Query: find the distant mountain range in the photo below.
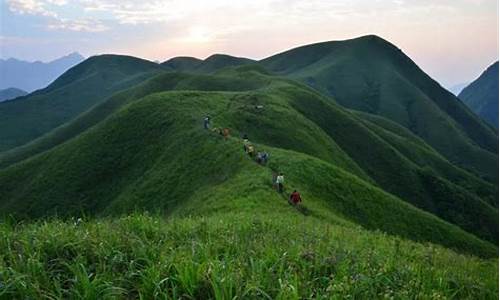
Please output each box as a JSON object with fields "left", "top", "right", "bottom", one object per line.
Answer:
{"left": 0, "top": 87, "right": 27, "bottom": 102}
{"left": 459, "top": 61, "right": 499, "bottom": 128}
{"left": 0, "top": 52, "right": 84, "bottom": 92}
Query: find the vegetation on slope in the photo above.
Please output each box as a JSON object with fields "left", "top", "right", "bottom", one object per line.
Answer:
{"left": 1, "top": 213, "right": 497, "bottom": 299}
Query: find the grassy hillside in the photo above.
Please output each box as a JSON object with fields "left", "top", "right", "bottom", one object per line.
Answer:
{"left": 0, "top": 68, "right": 496, "bottom": 245}
{"left": 261, "top": 35, "right": 499, "bottom": 182}
{"left": 0, "top": 57, "right": 497, "bottom": 297}
{"left": 354, "top": 111, "right": 498, "bottom": 206}
{"left": 1, "top": 213, "right": 497, "bottom": 299}
{"left": 459, "top": 61, "right": 499, "bottom": 128}
{"left": 0, "top": 55, "right": 165, "bottom": 152}
{"left": 0, "top": 72, "right": 497, "bottom": 256}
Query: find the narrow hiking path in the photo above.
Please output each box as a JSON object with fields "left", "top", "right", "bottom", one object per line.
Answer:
{"left": 204, "top": 122, "right": 311, "bottom": 216}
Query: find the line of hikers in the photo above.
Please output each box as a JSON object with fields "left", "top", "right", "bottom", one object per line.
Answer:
{"left": 203, "top": 115, "right": 303, "bottom": 207}
{"left": 272, "top": 171, "right": 302, "bottom": 205}
{"left": 242, "top": 134, "right": 269, "bottom": 165}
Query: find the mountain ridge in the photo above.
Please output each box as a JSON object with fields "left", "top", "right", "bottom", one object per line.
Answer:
{"left": 459, "top": 61, "right": 499, "bottom": 128}
{"left": 259, "top": 35, "right": 498, "bottom": 181}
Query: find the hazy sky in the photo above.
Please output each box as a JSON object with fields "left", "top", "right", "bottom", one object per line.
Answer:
{"left": 1, "top": 0, "right": 498, "bottom": 87}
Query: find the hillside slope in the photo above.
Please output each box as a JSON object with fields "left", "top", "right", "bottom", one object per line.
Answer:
{"left": 0, "top": 69, "right": 497, "bottom": 256}
{"left": 459, "top": 61, "right": 499, "bottom": 128}
{"left": 0, "top": 55, "right": 165, "bottom": 152}
{"left": 261, "top": 35, "right": 499, "bottom": 181}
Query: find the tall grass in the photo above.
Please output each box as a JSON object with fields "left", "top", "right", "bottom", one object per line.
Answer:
{"left": 0, "top": 213, "right": 497, "bottom": 299}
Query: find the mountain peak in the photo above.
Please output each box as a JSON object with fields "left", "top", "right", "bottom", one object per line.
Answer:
{"left": 66, "top": 52, "right": 84, "bottom": 59}
{"left": 54, "top": 52, "right": 85, "bottom": 63}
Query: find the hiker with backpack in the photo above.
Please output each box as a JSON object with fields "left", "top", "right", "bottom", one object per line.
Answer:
{"left": 243, "top": 134, "right": 250, "bottom": 152}
{"left": 256, "top": 151, "right": 269, "bottom": 165}
{"left": 289, "top": 190, "right": 302, "bottom": 205}
{"left": 276, "top": 173, "right": 284, "bottom": 193}
{"left": 247, "top": 144, "right": 255, "bottom": 157}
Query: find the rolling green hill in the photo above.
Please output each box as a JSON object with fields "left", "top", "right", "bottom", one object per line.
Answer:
{"left": 161, "top": 56, "right": 203, "bottom": 72}
{"left": 0, "top": 55, "right": 165, "bottom": 152}
{"left": 260, "top": 35, "right": 499, "bottom": 182}
{"left": 162, "top": 54, "right": 255, "bottom": 74}
{"left": 459, "top": 61, "right": 499, "bottom": 128}
{"left": 0, "top": 67, "right": 497, "bottom": 255}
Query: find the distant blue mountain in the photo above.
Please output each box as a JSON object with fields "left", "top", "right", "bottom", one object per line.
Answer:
{"left": 0, "top": 87, "right": 27, "bottom": 102}
{"left": 0, "top": 52, "right": 84, "bottom": 92}
{"left": 459, "top": 62, "right": 499, "bottom": 128}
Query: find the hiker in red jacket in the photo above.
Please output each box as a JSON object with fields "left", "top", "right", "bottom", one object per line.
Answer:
{"left": 289, "top": 190, "right": 302, "bottom": 205}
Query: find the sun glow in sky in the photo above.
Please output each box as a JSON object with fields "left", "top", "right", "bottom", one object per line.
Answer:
{"left": 0, "top": 0, "right": 498, "bottom": 87}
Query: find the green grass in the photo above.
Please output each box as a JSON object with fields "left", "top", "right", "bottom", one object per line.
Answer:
{"left": 0, "top": 213, "right": 497, "bottom": 299}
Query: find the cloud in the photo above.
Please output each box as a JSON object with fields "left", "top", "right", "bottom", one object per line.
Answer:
{"left": 47, "top": 18, "right": 109, "bottom": 32}
{"left": 6, "top": 0, "right": 110, "bottom": 32}
{"left": 7, "top": 0, "right": 57, "bottom": 17}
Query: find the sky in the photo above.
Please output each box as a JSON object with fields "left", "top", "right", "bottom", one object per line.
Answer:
{"left": 0, "top": 0, "right": 498, "bottom": 87}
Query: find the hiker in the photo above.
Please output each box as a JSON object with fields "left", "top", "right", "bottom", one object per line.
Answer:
{"left": 289, "top": 190, "right": 302, "bottom": 205}
{"left": 261, "top": 152, "right": 269, "bottom": 164}
{"left": 256, "top": 151, "right": 269, "bottom": 164}
{"left": 247, "top": 144, "right": 255, "bottom": 157}
{"left": 276, "top": 173, "right": 284, "bottom": 193}
{"left": 223, "top": 128, "right": 230, "bottom": 140}
{"left": 272, "top": 171, "right": 278, "bottom": 190}
{"left": 243, "top": 138, "right": 250, "bottom": 152}
{"left": 203, "top": 116, "right": 211, "bottom": 129}
{"left": 256, "top": 152, "right": 263, "bottom": 164}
